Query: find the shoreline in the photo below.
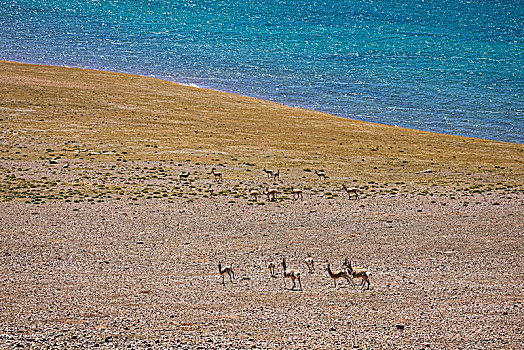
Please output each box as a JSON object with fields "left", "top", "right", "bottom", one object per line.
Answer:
{"left": 2, "top": 58, "right": 520, "bottom": 145}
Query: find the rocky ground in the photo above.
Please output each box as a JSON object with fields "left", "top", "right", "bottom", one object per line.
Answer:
{"left": 1, "top": 181, "right": 522, "bottom": 349}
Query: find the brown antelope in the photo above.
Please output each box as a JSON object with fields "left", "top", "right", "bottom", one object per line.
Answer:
{"left": 249, "top": 189, "right": 260, "bottom": 201}
{"left": 342, "top": 184, "right": 359, "bottom": 199}
{"left": 208, "top": 184, "right": 214, "bottom": 196}
{"left": 264, "top": 187, "right": 278, "bottom": 201}
{"left": 282, "top": 258, "right": 302, "bottom": 290}
{"left": 211, "top": 169, "right": 223, "bottom": 181}
{"left": 179, "top": 172, "right": 190, "bottom": 180}
{"left": 263, "top": 168, "right": 274, "bottom": 178}
{"left": 304, "top": 254, "right": 314, "bottom": 273}
{"left": 326, "top": 262, "right": 352, "bottom": 288}
{"left": 343, "top": 258, "right": 366, "bottom": 276}
{"left": 273, "top": 169, "right": 280, "bottom": 181}
{"left": 315, "top": 170, "right": 326, "bottom": 180}
{"left": 291, "top": 186, "right": 303, "bottom": 200}
{"left": 267, "top": 259, "right": 276, "bottom": 277}
{"left": 218, "top": 262, "right": 235, "bottom": 285}
{"left": 343, "top": 258, "right": 370, "bottom": 290}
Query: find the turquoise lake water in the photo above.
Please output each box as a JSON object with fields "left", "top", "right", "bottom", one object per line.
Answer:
{"left": 1, "top": 0, "right": 522, "bottom": 143}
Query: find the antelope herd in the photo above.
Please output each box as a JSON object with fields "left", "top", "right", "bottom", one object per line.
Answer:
{"left": 179, "top": 167, "right": 360, "bottom": 202}
{"left": 219, "top": 255, "right": 371, "bottom": 291}
{"left": 202, "top": 167, "right": 369, "bottom": 291}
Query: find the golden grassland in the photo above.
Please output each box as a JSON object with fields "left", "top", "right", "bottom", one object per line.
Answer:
{"left": 1, "top": 59, "right": 522, "bottom": 204}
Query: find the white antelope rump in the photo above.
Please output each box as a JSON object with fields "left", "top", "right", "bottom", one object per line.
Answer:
{"left": 304, "top": 254, "right": 314, "bottom": 273}
{"left": 282, "top": 258, "right": 302, "bottom": 290}
{"left": 326, "top": 262, "right": 352, "bottom": 288}
{"left": 315, "top": 170, "right": 326, "bottom": 180}
{"left": 218, "top": 262, "right": 235, "bottom": 285}
{"left": 263, "top": 168, "right": 274, "bottom": 178}
{"left": 211, "top": 169, "right": 223, "bottom": 181}
{"left": 290, "top": 186, "right": 303, "bottom": 200}
{"left": 342, "top": 184, "right": 359, "bottom": 199}
{"left": 343, "top": 258, "right": 370, "bottom": 290}
{"left": 264, "top": 187, "right": 278, "bottom": 201}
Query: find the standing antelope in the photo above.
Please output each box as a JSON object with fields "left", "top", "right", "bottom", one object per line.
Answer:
{"left": 264, "top": 187, "right": 278, "bottom": 201}
{"left": 282, "top": 258, "right": 302, "bottom": 290}
{"left": 211, "top": 169, "right": 223, "bottom": 181}
{"left": 267, "top": 259, "right": 276, "bottom": 277}
{"left": 291, "top": 186, "right": 303, "bottom": 200}
{"left": 208, "top": 184, "right": 214, "bottom": 196}
{"left": 263, "top": 168, "right": 274, "bottom": 178}
{"left": 342, "top": 184, "right": 359, "bottom": 199}
{"left": 304, "top": 254, "right": 314, "bottom": 273}
{"left": 343, "top": 258, "right": 370, "bottom": 290}
{"left": 315, "top": 170, "right": 326, "bottom": 180}
{"left": 218, "top": 262, "right": 235, "bottom": 285}
{"left": 179, "top": 172, "right": 190, "bottom": 180}
{"left": 273, "top": 169, "right": 280, "bottom": 181}
{"left": 326, "top": 262, "right": 352, "bottom": 288}
{"left": 249, "top": 189, "right": 260, "bottom": 201}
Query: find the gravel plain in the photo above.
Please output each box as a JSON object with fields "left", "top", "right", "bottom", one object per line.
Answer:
{"left": 1, "top": 184, "right": 522, "bottom": 349}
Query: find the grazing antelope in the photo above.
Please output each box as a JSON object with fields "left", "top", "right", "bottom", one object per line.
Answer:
{"left": 218, "top": 262, "right": 235, "bottom": 285}
{"left": 282, "top": 258, "right": 302, "bottom": 290}
{"left": 315, "top": 170, "right": 326, "bottom": 180}
{"left": 326, "top": 262, "right": 352, "bottom": 288}
{"left": 179, "top": 172, "right": 190, "bottom": 180}
{"left": 291, "top": 186, "right": 303, "bottom": 200}
{"left": 342, "top": 184, "right": 359, "bottom": 199}
{"left": 211, "top": 169, "right": 223, "bottom": 181}
{"left": 304, "top": 254, "right": 314, "bottom": 273}
{"left": 273, "top": 169, "right": 280, "bottom": 181}
{"left": 264, "top": 187, "right": 278, "bottom": 201}
{"left": 249, "top": 189, "right": 260, "bottom": 201}
{"left": 263, "top": 168, "right": 274, "bottom": 178}
{"left": 267, "top": 259, "right": 276, "bottom": 277}
{"left": 343, "top": 258, "right": 370, "bottom": 290}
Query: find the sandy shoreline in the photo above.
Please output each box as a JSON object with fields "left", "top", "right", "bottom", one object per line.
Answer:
{"left": 1, "top": 60, "right": 523, "bottom": 348}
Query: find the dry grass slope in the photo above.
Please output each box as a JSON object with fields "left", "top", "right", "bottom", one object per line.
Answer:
{"left": 1, "top": 60, "right": 522, "bottom": 189}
